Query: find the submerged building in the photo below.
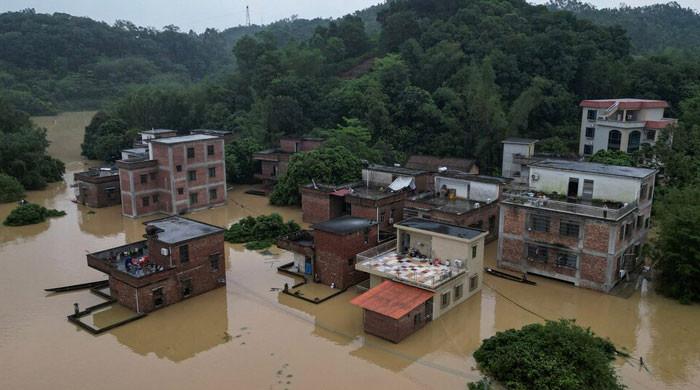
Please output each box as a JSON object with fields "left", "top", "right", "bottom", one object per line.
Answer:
{"left": 498, "top": 159, "right": 657, "bottom": 292}
{"left": 117, "top": 134, "right": 227, "bottom": 218}
{"left": 352, "top": 218, "right": 486, "bottom": 343}
{"left": 86, "top": 216, "right": 226, "bottom": 313}
{"left": 73, "top": 167, "right": 121, "bottom": 208}
{"left": 253, "top": 137, "right": 324, "bottom": 190}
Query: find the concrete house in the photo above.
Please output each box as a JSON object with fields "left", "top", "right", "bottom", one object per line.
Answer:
{"left": 73, "top": 167, "right": 121, "bottom": 208}
{"left": 501, "top": 138, "right": 539, "bottom": 186}
{"left": 498, "top": 159, "right": 657, "bottom": 292}
{"left": 86, "top": 216, "right": 226, "bottom": 313}
{"left": 252, "top": 137, "right": 323, "bottom": 189}
{"left": 578, "top": 99, "right": 676, "bottom": 156}
{"left": 352, "top": 218, "right": 486, "bottom": 343}
{"left": 117, "top": 134, "right": 226, "bottom": 218}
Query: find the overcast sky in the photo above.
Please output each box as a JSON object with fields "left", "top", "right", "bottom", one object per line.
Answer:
{"left": 1, "top": 0, "right": 698, "bottom": 32}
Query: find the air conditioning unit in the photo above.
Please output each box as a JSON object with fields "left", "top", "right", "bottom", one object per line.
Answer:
{"left": 531, "top": 173, "right": 540, "bottom": 181}
{"left": 160, "top": 248, "right": 169, "bottom": 256}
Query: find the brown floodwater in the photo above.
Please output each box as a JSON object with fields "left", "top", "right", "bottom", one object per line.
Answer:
{"left": 1, "top": 112, "right": 699, "bottom": 389}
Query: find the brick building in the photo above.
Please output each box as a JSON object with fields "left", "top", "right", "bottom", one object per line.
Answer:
{"left": 86, "top": 216, "right": 226, "bottom": 313}
{"left": 277, "top": 216, "right": 378, "bottom": 289}
{"left": 117, "top": 134, "right": 226, "bottom": 218}
{"left": 73, "top": 167, "right": 121, "bottom": 208}
{"left": 253, "top": 137, "right": 324, "bottom": 188}
{"left": 498, "top": 159, "right": 657, "bottom": 292}
{"left": 404, "top": 172, "right": 509, "bottom": 242}
{"left": 352, "top": 218, "right": 487, "bottom": 342}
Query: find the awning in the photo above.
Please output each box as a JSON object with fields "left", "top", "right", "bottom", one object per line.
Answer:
{"left": 388, "top": 176, "right": 415, "bottom": 191}
{"left": 350, "top": 280, "right": 433, "bottom": 319}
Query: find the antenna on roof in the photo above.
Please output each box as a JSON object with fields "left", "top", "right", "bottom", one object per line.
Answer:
{"left": 246, "top": 5, "right": 251, "bottom": 27}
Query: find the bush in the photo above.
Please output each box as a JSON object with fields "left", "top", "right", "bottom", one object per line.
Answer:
{"left": 473, "top": 320, "right": 623, "bottom": 390}
{"left": 3, "top": 203, "right": 66, "bottom": 226}
{"left": 224, "top": 213, "right": 300, "bottom": 248}
{"left": 0, "top": 173, "right": 24, "bottom": 203}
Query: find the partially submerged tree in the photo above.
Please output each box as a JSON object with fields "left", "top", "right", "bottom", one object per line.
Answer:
{"left": 473, "top": 319, "right": 624, "bottom": 390}
{"left": 224, "top": 213, "right": 300, "bottom": 250}
{"left": 0, "top": 173, "right": 25, "bottom": 203}
{"left": 3, "top": 203, "right": 66, "bottom": 226}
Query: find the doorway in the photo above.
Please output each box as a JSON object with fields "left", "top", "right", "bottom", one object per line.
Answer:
{"left": 153, "top": 287, "right": 165, "bottom": 308}
{"left": 181, "top": 279, "right": 193, "bottom": 298}
{"left": 424, "top": 298, "right": 433, "bottom": 322}
{"left": 567, "top": 178, "right": 579, "bottom": 199}
{"left": 401, "top": 232, "right": 411, "bottom": 253}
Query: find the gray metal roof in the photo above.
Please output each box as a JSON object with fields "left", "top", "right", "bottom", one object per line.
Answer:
{"left": 396, "top": 218, "right": 484, "bottom": 240}
{"left": 531, "top": 159, "right": 656, "bottom": 179}
{"left": 311, "top": 216, "right": 376, "bottom": 235}
{"left": 150, "top": 134, "right": 220, "bottom": 145}
{"left": 145, "top": 216, "right": 223, "bottom": 244}
{"left": 502, "top": 137, "right": 538, "bottom": 145}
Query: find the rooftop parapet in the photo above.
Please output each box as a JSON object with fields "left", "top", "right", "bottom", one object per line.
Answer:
{"left": 502, "top": 191, "right": 637, "bottom": 221}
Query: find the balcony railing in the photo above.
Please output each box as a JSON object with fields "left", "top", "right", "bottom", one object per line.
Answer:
{"left": 356, "top": 239, "right": 397, "bottom": 264}
{"left": 503, "top": 193, "right": 637, "bottom": 221}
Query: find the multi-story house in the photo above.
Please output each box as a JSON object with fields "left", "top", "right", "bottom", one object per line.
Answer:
{"left": 252, "top": 137, "right": 324, "bottom": 189}
{"left": 352, "top": 218, "right": 486, "bottom": 343}
{"left": 497, "top": 159, "right": 657, "bottom": 292}
{"left": 73, "top": 167, "right": 121, "bottom": 208}
{"left": 86, "top": 216, "right": 226, "bottom": 313}
{"left": 578, "top": 98, "right": 676, "bottom": 156}
{"left": 117, "top": 134, "right": 226, "bottom": 218}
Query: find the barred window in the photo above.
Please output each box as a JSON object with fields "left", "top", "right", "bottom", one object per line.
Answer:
{"left": 530, "top": 215, "right": 550, "bottom": 232}
{"left": 555, "top": 252, "right": 577, "bottom": 269}
{"left": 559, "top": 220, "right": 580, "bottom": 237}
{"left": 527, "top": 245, "right": 548, "bottom": 262}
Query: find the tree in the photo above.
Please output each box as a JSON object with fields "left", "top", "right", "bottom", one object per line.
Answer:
{"left": 653, "top": 185, "right": 700, "bottom": 303}
{"left": 224, "top": 137, "right": 262, "bottom": 183}
{"left": 270, "top": 146, "right": 363, "bottom": 205}
{"left": 474, "top": 320, "right": 624, "bottom": 390}
{"left": 0, "top": 173, "right": 24, "bottom": 203}
{"left": 224, "top": 213, "right": 300, "bottom": 250}
{"left": 589, "top": 149, "right": 635, "bottom": 166}
{"left": 3, "top": 203, "right": 66, "bottom": 226}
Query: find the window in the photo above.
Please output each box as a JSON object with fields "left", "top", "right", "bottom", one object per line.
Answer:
{"left": 640, "top": 184, "right": 648, "bottom": 200}
{"left": 152, "top": 194, "right": 159, "bottom": 203}
{"left": 619, "top": 225, "right": 626, "bottom": 241}
{"left": 140, "top": 174, "right": 147, "bottom": 184}
{"left": 628, "top": 131, "right": 641, "bottom": 153}
{"left": 648, "top": 185, "right": 654, "bottom": 200}
{"left": 142, "top": 197, "right": 150, "bottom": 207}
{"left": 530, "top": 214, "right": 550, "bottom": 232}
{"left": 181, "top": 279, "right": 193, "bottom": 298}
{"left": 559, "top": 220, "right": 580, "bottom": 237}
{"left": 189, "top": 192, "right": 198, "bottom": 205}
{"left": 555, "top": 252, "right": 577, "bottom": 269}
{"left": 177, "top": 187, "right": 184, "bottom": 195}
{"left": 585, "top": 127, "right": 595, "bottom": 138}
{"left": 149, "top": 172, "right": 156, "bottom": 180}
{"left": 527, "top": 245, "right": 548, "bottom": 262}
{"left": 608, "top": 130, "right": 622, "bottom": 151}
{"left": 441, "top": 292, "right": 450, "bottom": 308}
{"left": 153, "top": 287, "right": 165, "bottom": 308}
{"left": 583, "top": 144, "right": 593, "bottom": 155}
{"left": 637, "top": 215, "right": 644, "bottom": 230}
{"left": 347, "top": 257, "right": 355, "bottom": 267}
{"left": 188, "top": 170, "right": 197, "bottom": 181}
{"left": 587, "top": 109, "right": 597, "bottom": 121}
{"left": 413, "top": 314, "right": 420, "bottom": 326}
{"left": 363, "top": 228, "right": 369, "bottom": 244}
{"left": 207, "top": 145, "right": 214, "bottom": 156}
{"left": 176, "top": 165, "right": 182, "bottom": 172}
{"left": 646, "top": 130, "right": 656, "bottom": 141}
{"left": 209, "top": 254, "right": 220, "bottom": 271}
{"left": 454, "top": 284, "right": 463, "bottom": 300}
{"left": 380, "top": 212, "right": 385, "bottom": 223}
{"left": 180, "top": 245, "right": 190, "bottom": 263}
{"left": 209, "top": 188, "right": 217, "bottom": 200}
{"left": 187, "top": 147, "right": 195, "bottom": 158}
{"left": 469, "top": 274, "right": 479, "bottom": 291}
{"left": 625, "top": 222, "right": 633, "bottom": 238}
{"left": 208, "top": 167, "right": 216, "bottom": 178}
{"left": 472, "top": 245, "right": 477, "bottom": 259}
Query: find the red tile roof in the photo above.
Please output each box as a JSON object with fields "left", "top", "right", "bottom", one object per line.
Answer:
{"left": 580, "top": 99, "right": 669, "bottom": 110}
{"left": 645, "top": 119, "right": 677, "bottom": 129}
{"left": 350, "top": 280, "right": 433, "bottom": 319}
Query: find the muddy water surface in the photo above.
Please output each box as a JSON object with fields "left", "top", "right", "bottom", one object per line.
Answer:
{"left": 0, "top": 112, "right": 699, "bottom": 389}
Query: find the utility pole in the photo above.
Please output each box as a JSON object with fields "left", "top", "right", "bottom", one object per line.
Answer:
{"left": 246, "top": 5, "right": 251, "bottom": 27}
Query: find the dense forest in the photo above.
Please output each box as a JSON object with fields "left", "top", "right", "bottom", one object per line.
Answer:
{"left": 548, "top": 1, "right": 700, "bottom": 54}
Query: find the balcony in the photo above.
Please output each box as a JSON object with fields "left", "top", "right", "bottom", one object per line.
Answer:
{"left": 503, "top": 192, "right": 637, "bottom": 221}
{"left": 356, "top": 239, "right": 468, "bottom": 291}
{"left": 87, "top": 241, "right": 174, "bottom": 286}
{"left": 595, "top": 118, "right": 647, "bottom": 129}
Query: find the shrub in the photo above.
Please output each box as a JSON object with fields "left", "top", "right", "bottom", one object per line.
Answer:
{"left": 0, "top": 173, "right": 24, "bottom": 203}
{"left": 473, "top": 319, "right": 624, "bottom": 390}
{"left": 3, "top": 203, "right": 66, "bottom": 226}
{"left": 224, "top": 213, "right": 300, "bottom": 249}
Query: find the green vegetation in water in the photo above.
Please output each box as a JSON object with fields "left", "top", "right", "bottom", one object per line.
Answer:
{"left": 0, "top": 173, "right": 25, "bottom": 203}
{"left": 3, "top": 203, "right": 66, "bottom": 226}
{"left": 473, "top": 319, "right": 624, "bottom": 390}
{"left": 224, "top": 214, "right": 300, "bottom": 250}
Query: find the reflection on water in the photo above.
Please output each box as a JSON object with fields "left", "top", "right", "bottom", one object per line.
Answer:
{"left": 0, "top": 112, "right": 699, "bottom": 389}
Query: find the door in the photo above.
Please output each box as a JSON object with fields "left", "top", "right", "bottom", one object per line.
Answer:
{"left": 304, "top": 256, "right": 312, "bottom": 275}
{"left": 424, "top": 298, "right": 433, "bottom": 322}
{"left": 401, "top": 232, "right": 411, "bottom": 253}
{"left": 567, "top": 178, "right": 579, "bottom": 199}
{"left": 582, "top": 179, "right": 594, "bottom": 202}
{"left": 153, "top": 287, "right": 165, "bottom": 308}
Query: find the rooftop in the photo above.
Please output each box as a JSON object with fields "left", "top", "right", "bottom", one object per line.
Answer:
{"left": 75, "top": 167, "right": 119, "bottom": 178}
{"left": 408, "top": 196, "right": 485, "bottom": 215}
{"left": 397, "top": 218, "right": 484, "bottom": 240}
{"left": 347, "top": 186, "right": 406, "bottom": 201}
{"left": 531, "top": 159, "right": 657, "bottom": 179}
{"left": 311, "top": 216, "right": 376, "bottom": 235}
{"left": 141, "top": 129, "right": 177, "bottom": 135}
{"left": 580, "top": 98, "right": 669, "bottom": 109}
{"left": 502, "top": 137, "right": 538, "bottom": 145}
{"left": 350, "top": 280, "right": 433, "bottom": 319}
{"left": 404, "top": 155, "right": 476, "bottom": 173}
{"left": 150, "top": 134, "right": 220, "bottom": 145}
{"left": 503, "top": 191, "right": 637, "bottom": 221}
{"left": 435, "top": 172, "right": 510, "bottom": 185}
{"left": 365, "top": 164, "right": 428, "bottom": 176}
{"left": 145, "top": 216, "right": 224, "bottom": 244}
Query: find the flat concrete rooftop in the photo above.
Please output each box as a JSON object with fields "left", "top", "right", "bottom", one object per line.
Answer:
{"left": 397, "top": 218, "right": 484, "bottom": 240}
{"left": 145, "top": 217, "right": 224, "bottom": 244}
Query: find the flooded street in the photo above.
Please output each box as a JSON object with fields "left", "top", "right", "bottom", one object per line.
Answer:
{"left": 1, "top": 112, "right": 699, "bottom": 389}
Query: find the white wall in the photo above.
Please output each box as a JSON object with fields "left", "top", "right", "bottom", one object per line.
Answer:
{"left": 434, "top": 177, "right": 499, "bottom": 202}
{"left": 529, "top": 166, "right": 643, "bottom": 203}
{"left": 362, "top": 169, "right": 393, "bottom": 187}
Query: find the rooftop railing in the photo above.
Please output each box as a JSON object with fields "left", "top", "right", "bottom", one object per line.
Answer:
{"left": 503, "top": 192, "right": 637, "bottom": 221}
{"left": 356, "top": 239, "right": 397, "bottom": 264}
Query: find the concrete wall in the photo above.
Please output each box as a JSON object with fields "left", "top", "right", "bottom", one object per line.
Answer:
{"left": 434, "top": 176, "right": 499, "bottom": 202}
{"left": 502, "top": 142, "right": 535, "bottom": 180}
{"left": 362, "top": 169, "right": 393, "bottom": 187}
{"left": 362, "top": 303, "right": 427, "bottom": 343}
{"left": 313, "top": 226, "right": 378, "bottom": 289}
{"left": 529, "top": 166, "right": 645, "bottom": 204}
